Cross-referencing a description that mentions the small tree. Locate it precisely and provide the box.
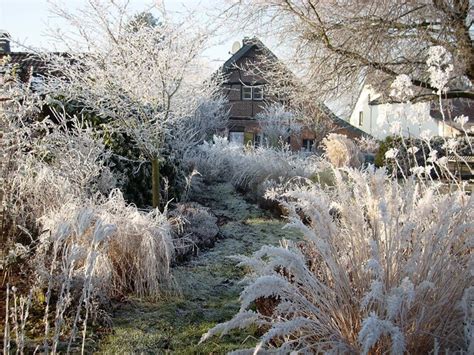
[256,103,302,148]
[41,0,220,208]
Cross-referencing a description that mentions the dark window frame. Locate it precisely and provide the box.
[241,85,264,101]
[242,86,252,101]
[302,139,314,152]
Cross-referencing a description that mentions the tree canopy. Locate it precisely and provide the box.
[229,0,473,103]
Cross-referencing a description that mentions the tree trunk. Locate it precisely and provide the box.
[151,157,160,209]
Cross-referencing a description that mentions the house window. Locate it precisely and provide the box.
[242,86,252,100]
[229,131,245,145]
[241,85,264,101]
[253,86,263,100]
[302,139,314,152]
[358,111,364,126]
[254,133,263,147]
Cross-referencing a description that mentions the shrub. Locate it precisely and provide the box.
[97,190,174,298]
[187,136,325,193]
[321,133,364,168]
[201,167,473,354]
[375,135,473,177]
[170,202,219,261]
[3,190,174,353]
[255,103,302,148]
[2,66,175,352]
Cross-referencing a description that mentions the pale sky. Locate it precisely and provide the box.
[0,0,269,69]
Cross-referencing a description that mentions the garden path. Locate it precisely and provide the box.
[97,182,303,354]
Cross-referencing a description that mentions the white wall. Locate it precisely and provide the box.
[349,86,379,136]
[349,85,456,140]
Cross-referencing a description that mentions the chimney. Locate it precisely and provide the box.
[242,37,255,46]
[0,31,11,53]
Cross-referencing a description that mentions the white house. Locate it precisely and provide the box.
[349,84,471,140]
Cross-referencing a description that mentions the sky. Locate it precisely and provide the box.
[0,0,346,115]
[0,0,267,69]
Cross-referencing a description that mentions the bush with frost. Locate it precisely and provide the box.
[170,202,219,260]
[187,136,325,192]
[4,193,173,353]
[37,190,174,300]
[375,135,473,179]
[321,133,364,168]
[0,57,115,246]
[201,167,473,353]
[255,103,302,148]
[2,54,175,352]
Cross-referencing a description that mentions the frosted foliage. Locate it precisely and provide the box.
[1,58,173,300]
[8,196,173,352]
[356,136,379,154]
[199,311,260,343]
[187,136,325,190]
[0,67,114,241]
[255,103,302,146]
[37,189,173,299]
[427,46,453,93]
[322,133,364,168]
[390,74,414,101]
[202,167,473,353]
[167,96,229,162]
[455,114,469,127]
[172,203,218,242]
[40,0,219,162]
[385,148,399,160]
[29,207,117,353]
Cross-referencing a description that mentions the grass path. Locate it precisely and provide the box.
[97,183,303,354]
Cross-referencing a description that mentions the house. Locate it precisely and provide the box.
[0,31,49,84]
[219,37,366,151]
[349,83,473,140]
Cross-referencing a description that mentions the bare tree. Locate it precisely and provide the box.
[40,0,222,208]
[226,0,473,103]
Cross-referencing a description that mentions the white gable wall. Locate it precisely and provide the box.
[350,85,458,140]
[349,86,379,136]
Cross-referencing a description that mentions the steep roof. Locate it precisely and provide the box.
[0,52,51,81]
[222,37,278,72]
[317,103,371,137]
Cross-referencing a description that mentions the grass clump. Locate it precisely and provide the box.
[202,167,473,354]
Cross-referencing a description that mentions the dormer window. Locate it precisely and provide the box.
[242,85,264,101]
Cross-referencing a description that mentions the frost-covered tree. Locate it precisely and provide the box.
[40,0,221,208]
[225,0,474,103]
[255,103,302,148]
[1,56,176,352]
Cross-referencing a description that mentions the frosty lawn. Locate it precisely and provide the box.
[98,182,303,353]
